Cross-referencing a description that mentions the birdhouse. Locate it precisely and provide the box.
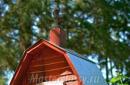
[10,28,107,85]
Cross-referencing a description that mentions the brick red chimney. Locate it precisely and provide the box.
[49,27,66,47]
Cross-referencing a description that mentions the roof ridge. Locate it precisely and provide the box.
[66,49,96,64]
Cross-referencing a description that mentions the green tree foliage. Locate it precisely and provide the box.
[0,0,130,84]
[110,72,128,85]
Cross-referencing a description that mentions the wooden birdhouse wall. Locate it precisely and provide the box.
[21,45,79,85]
